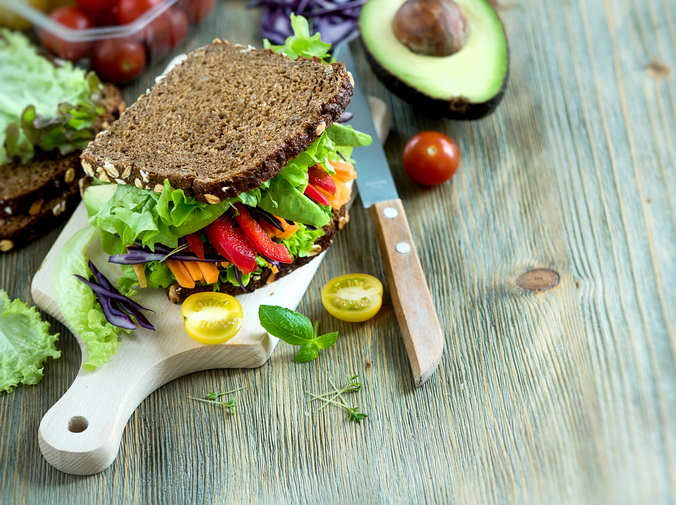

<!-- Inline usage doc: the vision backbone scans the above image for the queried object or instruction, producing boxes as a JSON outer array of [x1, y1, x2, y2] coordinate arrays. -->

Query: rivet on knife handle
[[370, 199, 444, 386]]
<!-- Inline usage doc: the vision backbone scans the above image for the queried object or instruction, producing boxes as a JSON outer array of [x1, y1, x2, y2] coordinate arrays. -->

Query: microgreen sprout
[[306, 375, 368, 423], [188, 386, 246, 414]]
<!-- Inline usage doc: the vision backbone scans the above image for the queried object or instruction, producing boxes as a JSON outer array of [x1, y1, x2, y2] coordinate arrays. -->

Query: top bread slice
[[81, 40, 354, 204]]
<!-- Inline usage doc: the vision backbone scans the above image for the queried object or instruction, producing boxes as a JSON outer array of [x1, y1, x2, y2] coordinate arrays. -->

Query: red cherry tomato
[[402, 131, 460, 186], [92, 38, 146, 85], [144, 8, 188, 56], [117, 0, 162, 25], [91, 4, 120, 27], [76, 0, 116, 13], [177, 0, 216, 23], [39, 7, 94, 61]]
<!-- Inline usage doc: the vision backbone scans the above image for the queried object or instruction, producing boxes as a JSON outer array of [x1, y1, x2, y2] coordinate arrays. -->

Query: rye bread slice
[[0, 83, 124, 218], [0, 183, 81, 253], [81, 40, 354, 203], [166, 206, 349, 303]]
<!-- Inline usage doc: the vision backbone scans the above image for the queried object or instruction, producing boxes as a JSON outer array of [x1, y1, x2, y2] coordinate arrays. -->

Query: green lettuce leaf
[[263, 14, 331, 61], [258, 177, 331, 228], [0, 290, 60, 394], [326, 123, 372, 148], [281, 223, 325, 257], [90, 180, 240, 252], [118, 262, 175, 293], [0, 29, 106, 165], [54, 226, 125, 370]]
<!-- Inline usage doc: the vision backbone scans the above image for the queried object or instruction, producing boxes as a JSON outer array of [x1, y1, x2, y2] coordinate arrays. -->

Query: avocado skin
[[359, 36, 509, 121]]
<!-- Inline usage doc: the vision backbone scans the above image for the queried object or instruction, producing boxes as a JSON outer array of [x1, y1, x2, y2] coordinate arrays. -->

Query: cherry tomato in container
[[90, 4, 121, 27], [39, 7, 94, 60], [76, 0, 117, 13], [144, 8, 188, 56], [402, 131, 460, 186], [178, 0, 216, 23], [92, 37, 146, 85], [117, 0, 162, 25]]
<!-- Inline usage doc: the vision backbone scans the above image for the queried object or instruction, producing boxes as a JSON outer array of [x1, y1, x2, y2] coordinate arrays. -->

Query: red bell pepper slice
[[304, 183, 330, 206], [233, 204, 292, 264], [308, 165, 336, 196], [184, 232, 205, 260], [203, 215, 257, 274]]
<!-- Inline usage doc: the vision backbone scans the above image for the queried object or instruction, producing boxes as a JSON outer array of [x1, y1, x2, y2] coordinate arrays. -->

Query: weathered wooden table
[[2, 0, 675, 503]]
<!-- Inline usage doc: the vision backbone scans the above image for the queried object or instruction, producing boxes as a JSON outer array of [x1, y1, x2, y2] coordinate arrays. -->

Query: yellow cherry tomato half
[[181, 292, 243, 345], [321, 274, 383, 323]]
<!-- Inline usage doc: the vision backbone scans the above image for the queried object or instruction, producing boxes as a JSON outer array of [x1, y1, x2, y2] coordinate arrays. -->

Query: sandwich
[[81, 16, 371, 302], [0, 29, 123, 252]]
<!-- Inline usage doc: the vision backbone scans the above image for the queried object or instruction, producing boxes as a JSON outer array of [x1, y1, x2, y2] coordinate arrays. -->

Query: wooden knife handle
[[370, 199, 444, 386]]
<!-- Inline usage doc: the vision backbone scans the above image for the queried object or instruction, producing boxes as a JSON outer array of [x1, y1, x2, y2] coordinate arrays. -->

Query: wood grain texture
[[371, 199, 443, 386], [1, 0, 675, 503]]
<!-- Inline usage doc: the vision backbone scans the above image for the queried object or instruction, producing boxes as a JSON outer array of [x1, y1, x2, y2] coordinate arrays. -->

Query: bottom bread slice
[[0, 184, 81, 253], [167, 205, 349, 303]]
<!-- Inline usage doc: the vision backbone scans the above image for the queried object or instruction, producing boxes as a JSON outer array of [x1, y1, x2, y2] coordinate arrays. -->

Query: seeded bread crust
[[0, 83, 124, 218], [81, 40, 354, 203], [0, 184, 81, 253], [167, 205, 349, 303]]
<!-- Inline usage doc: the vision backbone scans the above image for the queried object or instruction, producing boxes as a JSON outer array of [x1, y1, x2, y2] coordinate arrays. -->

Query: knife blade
[[334, 43, 444, 387]]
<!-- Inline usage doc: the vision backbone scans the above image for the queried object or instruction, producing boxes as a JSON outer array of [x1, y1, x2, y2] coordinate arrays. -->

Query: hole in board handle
[[68, 416, 89, 433]]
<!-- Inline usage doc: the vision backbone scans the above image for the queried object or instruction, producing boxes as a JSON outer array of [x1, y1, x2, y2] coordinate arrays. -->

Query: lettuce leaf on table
[[0, 291, 60, 394], [0, 29, 105, 165]]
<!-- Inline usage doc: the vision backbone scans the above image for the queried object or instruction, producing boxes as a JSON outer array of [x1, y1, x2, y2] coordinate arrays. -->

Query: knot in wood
[[516, 268, 560, 291]]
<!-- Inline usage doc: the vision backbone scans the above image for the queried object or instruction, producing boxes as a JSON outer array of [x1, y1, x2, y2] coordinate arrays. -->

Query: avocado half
[[359, 0, 509, 120]]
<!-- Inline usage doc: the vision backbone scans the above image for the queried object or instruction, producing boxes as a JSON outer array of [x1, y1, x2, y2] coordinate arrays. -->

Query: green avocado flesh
[[360, 0, 508, 105]]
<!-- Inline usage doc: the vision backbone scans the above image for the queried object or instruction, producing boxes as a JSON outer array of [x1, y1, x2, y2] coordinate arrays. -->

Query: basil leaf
[[258, 305, 314, 345], [314, 331, 338, 350], [294, 342, 319, 363]]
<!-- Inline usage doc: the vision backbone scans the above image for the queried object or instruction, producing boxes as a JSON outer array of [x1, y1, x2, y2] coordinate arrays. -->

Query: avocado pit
[[392, 0, 469, 57]]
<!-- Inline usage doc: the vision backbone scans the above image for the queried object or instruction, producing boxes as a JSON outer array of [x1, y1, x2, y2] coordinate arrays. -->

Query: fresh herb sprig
[[188, 387, 246, 414], [259, 305, 338, 362], [307, 375, 368, 423]]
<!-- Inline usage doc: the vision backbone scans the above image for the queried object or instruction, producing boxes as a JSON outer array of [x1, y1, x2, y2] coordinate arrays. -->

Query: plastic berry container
[[0, 0, 216, 85]]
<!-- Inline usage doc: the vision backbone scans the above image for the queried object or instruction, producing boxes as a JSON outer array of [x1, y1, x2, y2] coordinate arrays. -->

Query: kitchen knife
[[334, 43, 444, 387]]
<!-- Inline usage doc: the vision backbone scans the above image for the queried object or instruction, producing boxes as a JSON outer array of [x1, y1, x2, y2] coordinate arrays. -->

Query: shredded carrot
[[271, 264, 279, 274], [166, 259, 195, 289], [260, 215, 299, 239], [184, 261, 204, 282], [331, 161, 357, 183], [197, 262, 220, 284], [275, 217, 299, 239], [221, 261, 231, 268], [133, 264, 148, 288]]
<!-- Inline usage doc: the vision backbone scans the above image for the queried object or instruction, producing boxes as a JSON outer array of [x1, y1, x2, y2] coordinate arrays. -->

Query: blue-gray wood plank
[[1, 0, 675, 503]]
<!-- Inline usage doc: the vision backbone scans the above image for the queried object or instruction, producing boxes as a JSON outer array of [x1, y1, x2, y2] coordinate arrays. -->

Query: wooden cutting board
[[31, 98, 390, 476]]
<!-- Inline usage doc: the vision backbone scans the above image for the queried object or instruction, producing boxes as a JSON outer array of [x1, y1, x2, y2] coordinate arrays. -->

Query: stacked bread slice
[[0, 84, 124, 253]]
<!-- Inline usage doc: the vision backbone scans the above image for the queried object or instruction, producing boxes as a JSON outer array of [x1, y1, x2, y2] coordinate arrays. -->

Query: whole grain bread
[[167, 206, 349, 303], [0, 183, 81, 252], [81, 40, 354, 203], [0, 83, 124, 251]]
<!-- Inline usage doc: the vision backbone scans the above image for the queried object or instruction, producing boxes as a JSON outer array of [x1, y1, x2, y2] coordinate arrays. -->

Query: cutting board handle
[[38, 358, 162, 475]]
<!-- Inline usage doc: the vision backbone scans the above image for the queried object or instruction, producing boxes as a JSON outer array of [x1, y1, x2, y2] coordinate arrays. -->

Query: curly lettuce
[[0, 29, 105, 165], [0, 290, 61, 393], [263, 14, 331, 62], [54, 226, 125, 370], [89, 179, 243, 252]]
